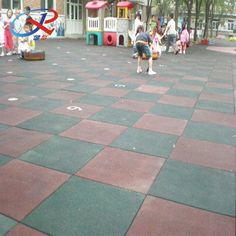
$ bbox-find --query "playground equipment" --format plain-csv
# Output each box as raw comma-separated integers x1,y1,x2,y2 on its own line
85,0,133,47
85,0,109,46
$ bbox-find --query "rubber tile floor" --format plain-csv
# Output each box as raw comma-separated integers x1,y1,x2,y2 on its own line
0,39,235,236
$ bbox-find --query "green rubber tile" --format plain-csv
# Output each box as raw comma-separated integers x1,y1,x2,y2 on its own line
184,121,236,146
196,100,234,113
0,155,12,166
111,128,177,158
150,103,194,120
66,84,98,93
0,214,16,236
180,80,205,86
0,104,7,110
90,107,143,126
18,113,80,134
23,87,56,96
167,89,200,98
150,160,236,216
0,124,9,132
23,176,144,236
0,91,6,97
20,136,103,174
78,94,118,106
16,79,45,86
125,91,161,102
204,87,233,96
20,98,64,111
208,78,232,84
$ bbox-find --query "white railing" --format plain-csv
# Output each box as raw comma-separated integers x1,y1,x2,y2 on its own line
87,17,100,31
104,17,117,32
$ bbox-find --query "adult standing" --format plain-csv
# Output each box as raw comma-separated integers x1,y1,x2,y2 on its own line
162,13,178,54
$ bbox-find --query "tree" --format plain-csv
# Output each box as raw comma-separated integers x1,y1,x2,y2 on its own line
194,0,203,41
146,0,153,31
183,0,194,32
203,0,213,38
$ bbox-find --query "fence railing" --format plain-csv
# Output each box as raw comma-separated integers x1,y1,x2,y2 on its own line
104,17,117,32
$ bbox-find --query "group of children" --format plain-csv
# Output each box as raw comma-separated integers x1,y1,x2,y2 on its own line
0,6,35,58
133,12,190,75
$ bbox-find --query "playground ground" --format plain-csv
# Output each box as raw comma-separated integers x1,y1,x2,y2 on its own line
0,38,235,236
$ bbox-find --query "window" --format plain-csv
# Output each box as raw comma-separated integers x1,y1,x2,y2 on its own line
78,0,83,20
212,20,218,30
41,0,56,10
2,0,21,9
228,20,234,31
67,0,83,20
197,19,203,29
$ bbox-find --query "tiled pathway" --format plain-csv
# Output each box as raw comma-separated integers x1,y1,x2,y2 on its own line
0,39,235,235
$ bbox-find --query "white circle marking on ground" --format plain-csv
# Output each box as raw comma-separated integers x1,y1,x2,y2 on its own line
114,84,126,88
8,97,19,101
67,106,83,111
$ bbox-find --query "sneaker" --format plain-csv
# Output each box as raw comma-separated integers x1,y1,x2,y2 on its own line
6,52,12,56
137,67,142,73
148,70,156,75
183,50,186,54
0,52,4,57
179,50,182,54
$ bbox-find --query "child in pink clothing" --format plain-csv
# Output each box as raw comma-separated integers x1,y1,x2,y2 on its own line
180,23,189,54
4,9,14,55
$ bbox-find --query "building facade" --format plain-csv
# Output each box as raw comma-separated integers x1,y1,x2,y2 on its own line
0,0,86,37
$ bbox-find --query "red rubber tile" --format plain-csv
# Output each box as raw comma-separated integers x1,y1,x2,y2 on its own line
199,93,233,103
171,137,236,172
0,160,69,220
136,85,169,94
127,196,236,236
192,109,236,128
0,107,41,126
0,127,51,158
61,120,127,145
112,99,154,112
77,147,164,193
6,224,47,236
134,114,187,135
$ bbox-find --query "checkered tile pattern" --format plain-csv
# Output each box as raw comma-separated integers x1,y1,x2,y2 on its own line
0,39,235,235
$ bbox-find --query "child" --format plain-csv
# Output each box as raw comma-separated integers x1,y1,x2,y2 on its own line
18,22,35,58
180,23,189,54
13,9,23,54
135,25,156,75
151,26,162,58
149,15,157,32
0,13,5,56
4,9,14,56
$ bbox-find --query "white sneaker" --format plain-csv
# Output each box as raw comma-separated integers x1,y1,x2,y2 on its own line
6,52,12,56
183,50,186,54
0,52,4,57
148,70,156,75
137,67,142,73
